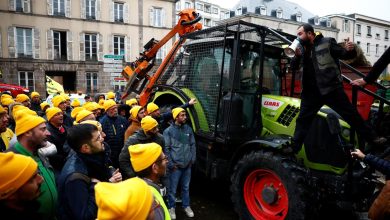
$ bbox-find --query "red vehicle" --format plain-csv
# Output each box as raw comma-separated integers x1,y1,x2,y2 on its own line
0,83,30,97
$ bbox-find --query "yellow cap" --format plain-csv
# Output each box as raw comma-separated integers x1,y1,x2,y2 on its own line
129,143,162,172
71,107,85,119
52,95,66,107
15,110,46,136
95,177,153,220
1,97,14,106
126,98,138,106
46,107,62,121
0,152,38,200
103,99,117,111
98,99,105,107
30,92,40,99
40,102,50,111
130,106,142,119
85,102,100,112
61,93,70,101
172,107,185,119
0,106,5,114
107,91,115,100
80,120,102,132
12,105,37,117
15,94,30,103
1,94,12,100
71,98,81,107
75,109,94,123
147,102,159,114
140,116,158,132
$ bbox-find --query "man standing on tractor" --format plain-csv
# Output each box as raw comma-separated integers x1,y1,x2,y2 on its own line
288,23,387,154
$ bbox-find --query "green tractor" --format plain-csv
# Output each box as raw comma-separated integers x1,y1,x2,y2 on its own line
143,21,389,219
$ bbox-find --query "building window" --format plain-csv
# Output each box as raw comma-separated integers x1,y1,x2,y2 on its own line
196,3,203,11
376,44,379,56
16,27,33,58
260,6,266,15
367,43,370,55
296,13,302,22
113,35,125,55
114,2,124,22
86,0,96,19
385,30,389,40
18,71,34,91
367,26,372,37
53,0,65,16
85,34,97,61
204,18,211,27
212,7,218,14
276,9,283,18
53,31,67,60
86,72,98,93
236,7,242,15
152,7,163,27
15,0,30,12
343,19,350,32
204,4,211,13
175,1,180,10
185,2,191,8
356,24,361,35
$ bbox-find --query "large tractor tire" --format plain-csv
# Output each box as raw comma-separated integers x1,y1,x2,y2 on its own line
231,150,309,220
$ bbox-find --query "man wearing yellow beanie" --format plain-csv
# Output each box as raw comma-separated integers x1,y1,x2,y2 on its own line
52,94,74,128
100,99,129,168
75,109,95,123
130,143,170,220
40,102,50,116
119,115,164,179
45,107,69,173
95,177,154,220
124,105,145,141
126,98,138,107
106,91,115,100
85,101,102,120
71,98,81,108
0,105,14,152
58,124,122,219
163,107,196,219
30,91,42,115
15,93,31,108
0,152,44,218
6,110,58,219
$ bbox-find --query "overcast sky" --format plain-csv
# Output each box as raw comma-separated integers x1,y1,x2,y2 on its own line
213,0,390,21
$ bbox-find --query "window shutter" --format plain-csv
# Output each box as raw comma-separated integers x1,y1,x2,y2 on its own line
80,0,86,19
162,8,166,27
7,27,16,58
47,0,53,15
125,36,131,62
33,28,40,59
98,33,103,61
123,3,129,23
96,0,101,20
79,33,85,61
109,1,114,22
46,30,53,59
65,0,71,17
67,31,73,60
23,0,31,13
9,0,15,11
108,34,113,53
149,7,154,26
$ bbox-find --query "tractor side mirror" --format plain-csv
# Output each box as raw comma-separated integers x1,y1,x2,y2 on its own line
326,113,341,135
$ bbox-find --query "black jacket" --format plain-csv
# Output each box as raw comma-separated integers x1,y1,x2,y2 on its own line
99,114,129,152
63,113,74,128
119,130,165,179
46,122,68,172
364,154,390,178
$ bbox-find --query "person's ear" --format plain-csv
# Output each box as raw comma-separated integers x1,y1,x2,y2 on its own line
152,163,159,174
80,143,90,153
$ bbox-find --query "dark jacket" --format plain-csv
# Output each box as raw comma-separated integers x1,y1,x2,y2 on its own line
163,123,196,169
58,151,112,220
364,47,390,83
295,34,357,95
364,154,390,177
63,113,74,128
46,122,68,172
119,129,165,179
0,200,42,220
30,101,42,115
155,102,191,131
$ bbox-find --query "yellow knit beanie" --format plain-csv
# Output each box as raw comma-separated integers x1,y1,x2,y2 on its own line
75,110,94,123
126,98,138,106
85,102,100,112
103,99,117,111
1,97,14,106
146,102,159,114
15,110,46,136
71,107,85,119
95,177,153,220
80,120,102,132
52,95,66,107
30,92,40,99
61,93,70,101
46,107,62,121
71,98,81,107
98,99,105,107
40,102,50,111
129,106,142,119
0,152,38,199
141,116,158,132
107,91,115,100
129,143,162,172
15,94,30,103
172,107,185,119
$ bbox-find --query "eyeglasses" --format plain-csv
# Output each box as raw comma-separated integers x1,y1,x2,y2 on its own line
155,155,169,163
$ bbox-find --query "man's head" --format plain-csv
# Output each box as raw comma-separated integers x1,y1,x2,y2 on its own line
46,107,63,127
75,109,96,123
126,98,138,108
130,105,145,121
84,94,92,102
297,23,315,45
52,95,66,111
172,107,187,125
0,106,9,133
130,143,168,179
15,94,31,108
67,124,104,154
71,98,81,108
30,92,40,104
15,111,49,148
106,91,115,100
40,102,50,112
0,152,43,201
147,102,160,118
141,116,159,135
104,100,118,117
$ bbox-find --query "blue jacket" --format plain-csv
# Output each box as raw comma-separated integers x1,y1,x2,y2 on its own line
163,123,196,169
364,154,390,177
99,114,129,152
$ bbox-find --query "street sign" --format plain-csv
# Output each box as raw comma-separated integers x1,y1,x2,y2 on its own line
103,68,123,73
103,63,123,68
104,54,124,59
104,54,125,87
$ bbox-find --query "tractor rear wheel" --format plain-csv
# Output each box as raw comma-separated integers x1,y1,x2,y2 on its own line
231,150,309,219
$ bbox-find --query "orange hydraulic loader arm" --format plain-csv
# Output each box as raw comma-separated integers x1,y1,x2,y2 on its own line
121,9,202,105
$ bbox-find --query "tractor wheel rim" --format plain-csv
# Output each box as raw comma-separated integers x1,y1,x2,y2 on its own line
243,169,289,220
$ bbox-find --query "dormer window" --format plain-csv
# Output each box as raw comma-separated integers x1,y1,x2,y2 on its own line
276,9,283,19
260,6,266,15
236,7,242,15
296,13,302,22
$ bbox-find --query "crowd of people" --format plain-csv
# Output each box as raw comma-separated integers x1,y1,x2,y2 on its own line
0,90,196,220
